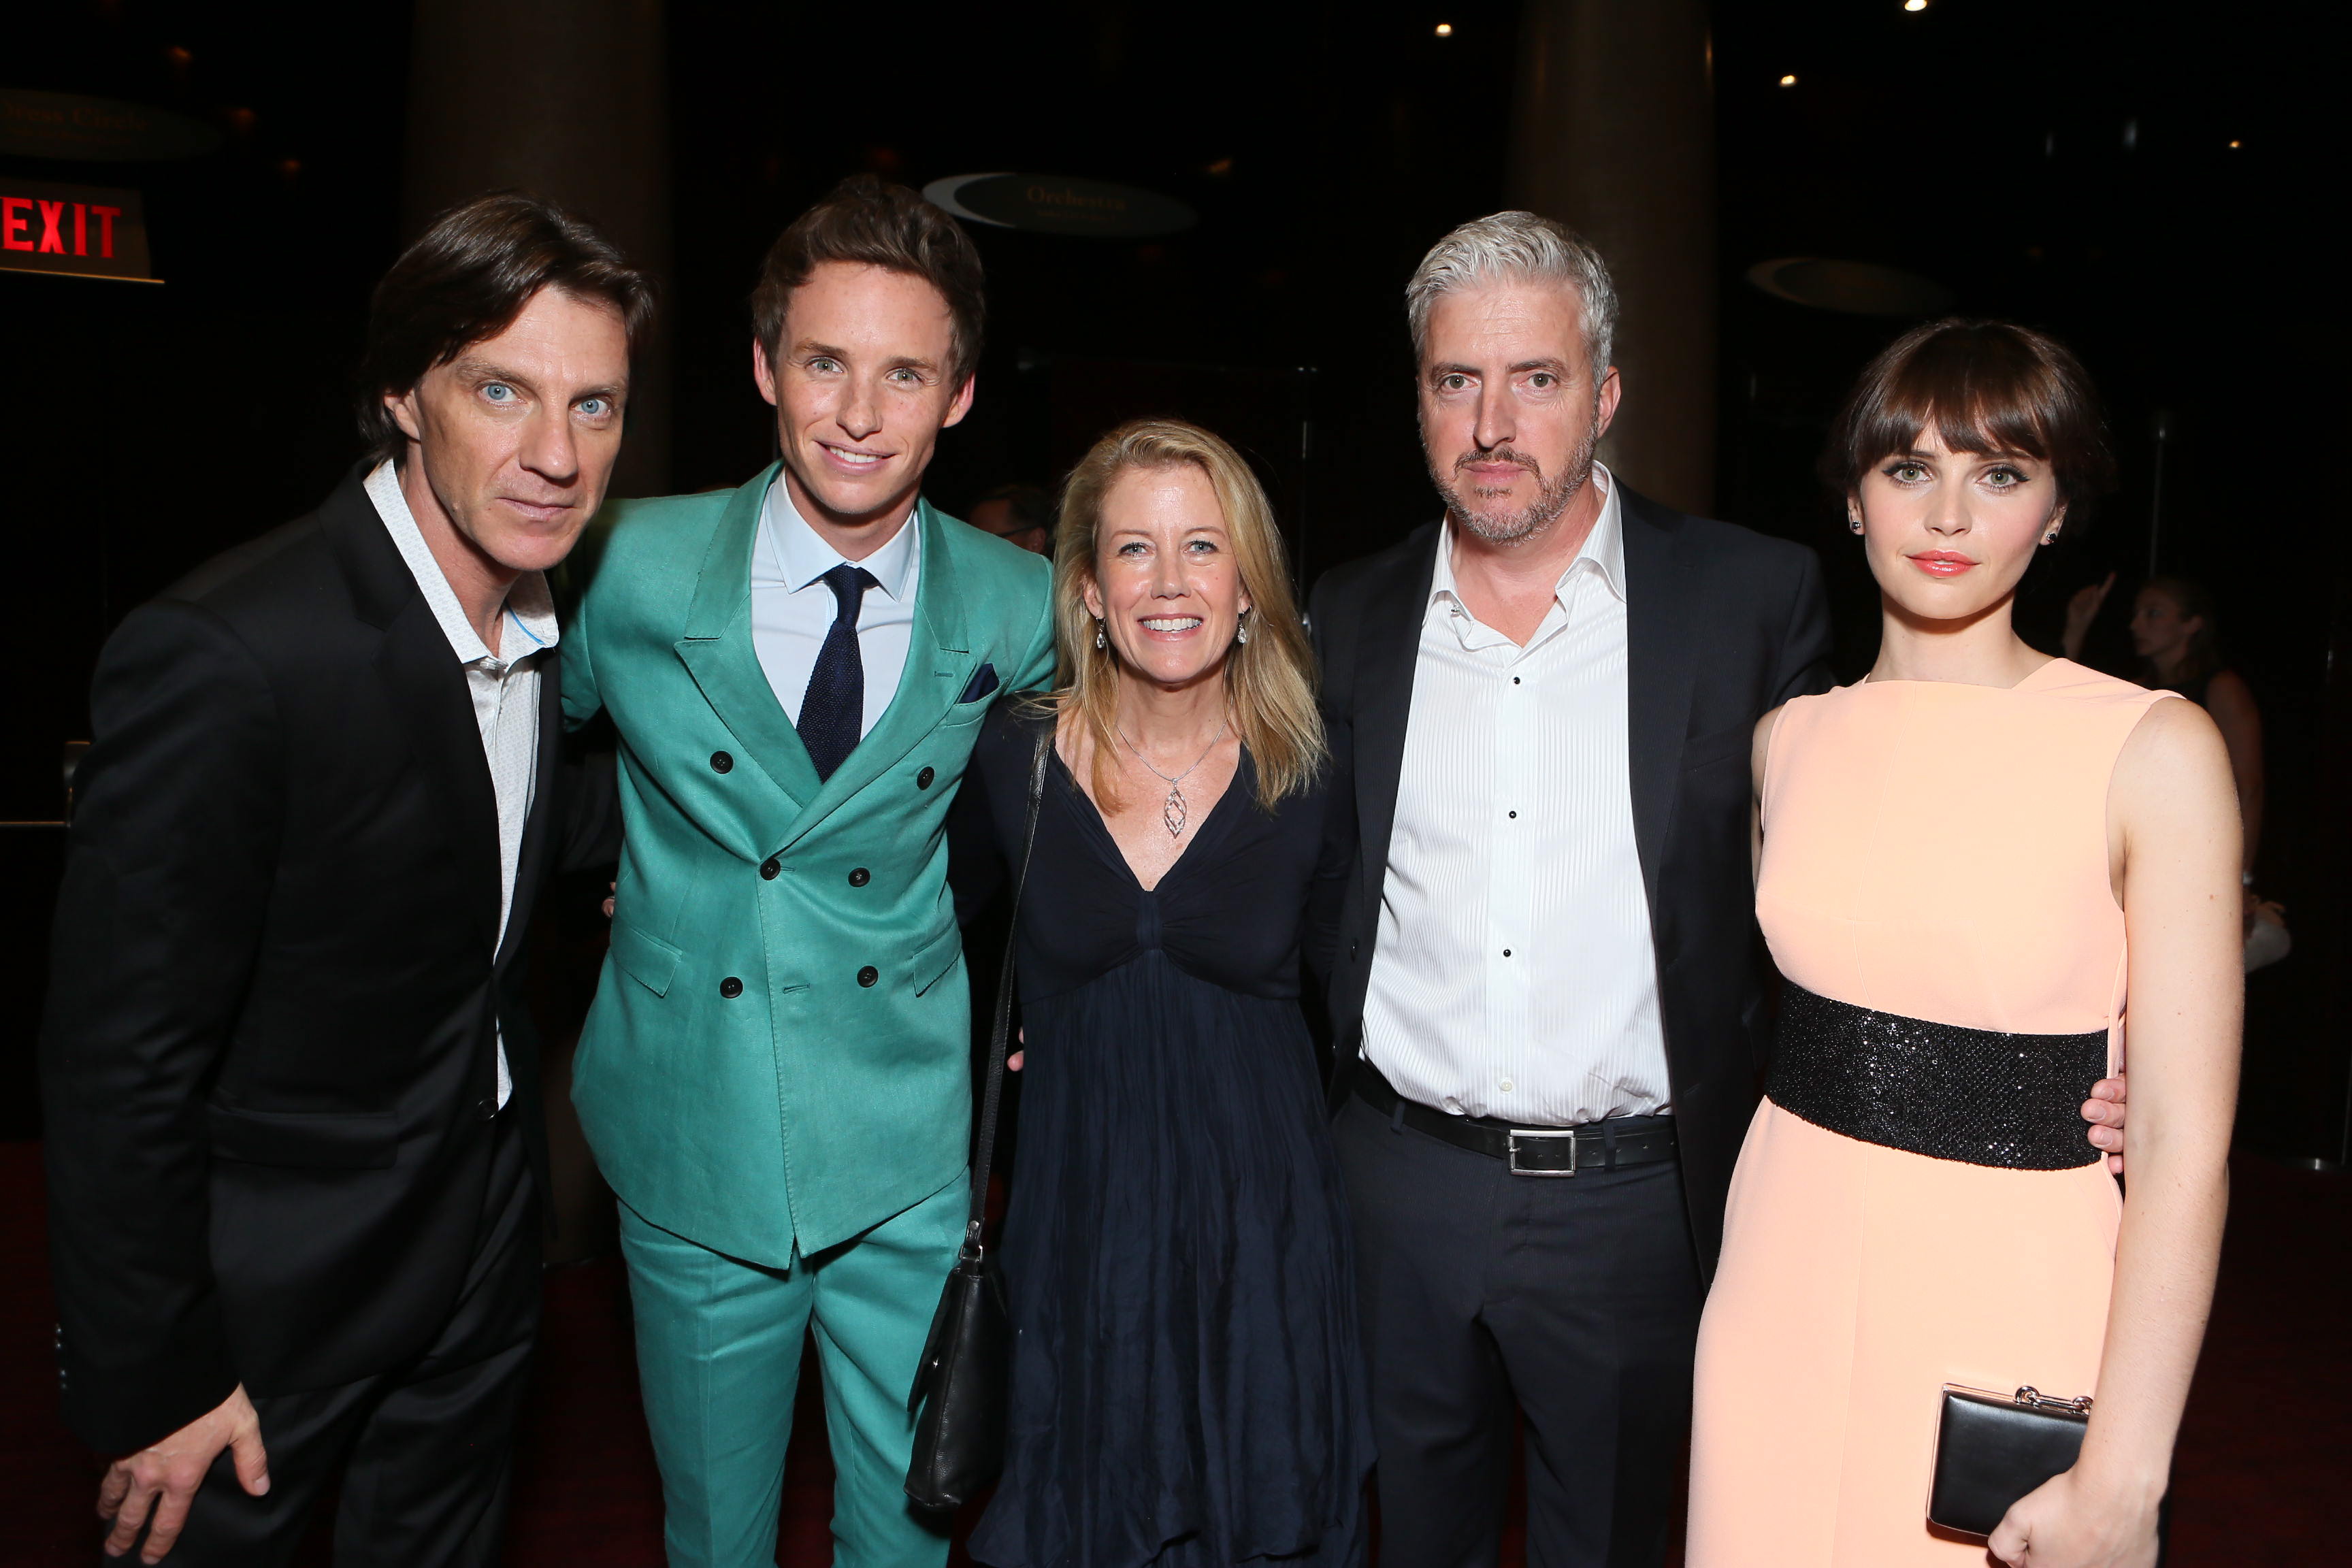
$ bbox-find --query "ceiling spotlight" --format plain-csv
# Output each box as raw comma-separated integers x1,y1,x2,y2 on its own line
1779,74,1798,87
2228,138,2242,148
1435,22,1453,37
1905,0,1928,11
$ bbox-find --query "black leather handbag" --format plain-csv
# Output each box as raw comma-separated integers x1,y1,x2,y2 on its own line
1928,1384,2093,1537
904,728,1050,1512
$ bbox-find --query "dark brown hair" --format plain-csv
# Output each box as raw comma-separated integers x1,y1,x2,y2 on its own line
1824,318,2114,510
749,174,985,387
356,191,655,464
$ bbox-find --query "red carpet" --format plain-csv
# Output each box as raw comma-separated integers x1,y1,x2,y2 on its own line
2,1142,2341,1566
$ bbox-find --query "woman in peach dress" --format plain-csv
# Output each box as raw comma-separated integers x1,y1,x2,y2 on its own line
1686,321,2240,1568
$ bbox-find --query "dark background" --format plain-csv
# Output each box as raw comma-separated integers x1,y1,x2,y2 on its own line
5,0,2343,1158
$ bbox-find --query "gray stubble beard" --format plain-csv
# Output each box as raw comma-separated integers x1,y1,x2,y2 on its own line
1426,411,1601,547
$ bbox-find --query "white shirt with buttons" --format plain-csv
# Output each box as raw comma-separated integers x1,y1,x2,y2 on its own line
1360,464,1671,1126
749,476,921,736
365,460,559,1111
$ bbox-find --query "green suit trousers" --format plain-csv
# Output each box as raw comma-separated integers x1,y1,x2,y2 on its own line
617,1179,965,1568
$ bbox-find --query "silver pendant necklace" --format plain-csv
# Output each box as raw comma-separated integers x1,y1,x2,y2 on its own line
1117,720,1228,838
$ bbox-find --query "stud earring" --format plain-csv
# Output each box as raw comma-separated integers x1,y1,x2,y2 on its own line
1849,517,1864,534
2040,532,2059,546
1094,618,1106,651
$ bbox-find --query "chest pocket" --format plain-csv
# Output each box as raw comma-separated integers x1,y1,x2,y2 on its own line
610,919,683,997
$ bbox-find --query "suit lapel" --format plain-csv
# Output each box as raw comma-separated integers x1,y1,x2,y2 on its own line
1353,524,1441,887
673,464,824,814
781,500,975,851
1620,488,1700,915
497,656,564,973
322,474,504,958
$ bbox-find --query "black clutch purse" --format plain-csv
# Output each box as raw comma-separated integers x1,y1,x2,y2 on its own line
1928,1384,2093,1537
904,728,1050,1512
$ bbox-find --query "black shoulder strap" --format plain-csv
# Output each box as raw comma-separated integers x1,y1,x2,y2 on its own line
963,723,1051,1248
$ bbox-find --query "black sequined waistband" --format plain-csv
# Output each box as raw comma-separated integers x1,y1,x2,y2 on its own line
1765,983,2108,1171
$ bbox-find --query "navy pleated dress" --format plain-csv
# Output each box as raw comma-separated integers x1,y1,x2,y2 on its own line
959,708,1373,1568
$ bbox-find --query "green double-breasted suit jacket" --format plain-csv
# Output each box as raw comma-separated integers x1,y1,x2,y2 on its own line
561,465,1054,1266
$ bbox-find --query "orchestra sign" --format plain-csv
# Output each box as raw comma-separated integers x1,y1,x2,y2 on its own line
0,90,221,162
0,179,157,283
923,173,1194,239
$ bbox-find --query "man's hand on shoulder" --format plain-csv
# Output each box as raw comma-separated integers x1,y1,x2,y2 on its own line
99,1384,267,1563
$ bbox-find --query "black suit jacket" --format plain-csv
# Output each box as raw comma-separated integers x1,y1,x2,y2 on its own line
1308,486,1833,1280
39,467,617,1454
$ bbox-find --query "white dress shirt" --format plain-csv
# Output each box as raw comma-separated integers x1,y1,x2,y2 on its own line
365,461,559,1111
1360,465,1671,1126
750,477,921,737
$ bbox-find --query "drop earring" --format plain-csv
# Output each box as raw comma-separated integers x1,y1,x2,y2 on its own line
1236,612,1250,646
1094,618,1106,651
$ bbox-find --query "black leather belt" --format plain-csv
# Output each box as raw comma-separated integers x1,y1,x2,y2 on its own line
1354,1066,1677,1177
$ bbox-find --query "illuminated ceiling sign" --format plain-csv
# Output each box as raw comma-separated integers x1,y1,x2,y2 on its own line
0,90,221,161
1745,257,1954,318
0,180,158,283
924,173,1194,239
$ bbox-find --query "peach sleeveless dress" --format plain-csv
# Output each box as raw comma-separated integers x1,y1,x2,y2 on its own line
1686,659,2172,1565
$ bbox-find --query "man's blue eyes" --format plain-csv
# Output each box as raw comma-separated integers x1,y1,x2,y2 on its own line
481,385,618,415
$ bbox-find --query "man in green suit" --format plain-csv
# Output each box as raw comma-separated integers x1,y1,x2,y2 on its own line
561,176,1052,1568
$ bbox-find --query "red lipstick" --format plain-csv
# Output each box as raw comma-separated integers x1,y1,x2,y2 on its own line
1908,551,1976,578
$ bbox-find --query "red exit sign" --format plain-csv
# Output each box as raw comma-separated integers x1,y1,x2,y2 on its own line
0,179,156,283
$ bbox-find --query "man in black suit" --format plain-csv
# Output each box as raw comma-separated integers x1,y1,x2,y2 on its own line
39,193,647,1566
1310,214,2132,1568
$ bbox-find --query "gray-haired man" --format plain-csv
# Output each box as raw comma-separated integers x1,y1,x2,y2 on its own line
1307,212,2127,1567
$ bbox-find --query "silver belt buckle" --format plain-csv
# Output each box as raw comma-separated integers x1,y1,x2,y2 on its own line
1507,1127,1579,1177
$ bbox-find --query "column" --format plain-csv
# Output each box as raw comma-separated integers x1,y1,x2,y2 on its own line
403,0,672,497
1509,0,1716,515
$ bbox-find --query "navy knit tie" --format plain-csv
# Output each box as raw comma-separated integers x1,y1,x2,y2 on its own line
798,563,877,782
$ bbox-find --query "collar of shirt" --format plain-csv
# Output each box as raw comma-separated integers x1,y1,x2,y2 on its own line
363,460,559,667
753,475,921,604
1428,462,1625,652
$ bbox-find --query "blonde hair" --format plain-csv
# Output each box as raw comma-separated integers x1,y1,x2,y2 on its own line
1047,419,1324,812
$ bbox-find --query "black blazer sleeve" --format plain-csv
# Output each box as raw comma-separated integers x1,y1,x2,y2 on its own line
560,745,623,873
1769,546,1838,706
40,601,284,1452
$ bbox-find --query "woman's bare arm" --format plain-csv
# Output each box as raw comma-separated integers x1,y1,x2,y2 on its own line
1991,696,2240,1565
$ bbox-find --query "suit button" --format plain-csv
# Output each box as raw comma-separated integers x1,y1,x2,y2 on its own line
857,965,879,987
1349,940,1360,961
916,766,936,789
476,1096,495,1120
761,858,781,880
847,867,870,887
719,977,744,998
710,751,734,774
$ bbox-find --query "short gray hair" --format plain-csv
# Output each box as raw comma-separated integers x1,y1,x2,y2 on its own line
1405,211,1618,377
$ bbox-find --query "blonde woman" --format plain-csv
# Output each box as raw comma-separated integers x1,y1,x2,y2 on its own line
958,420,1373,1568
